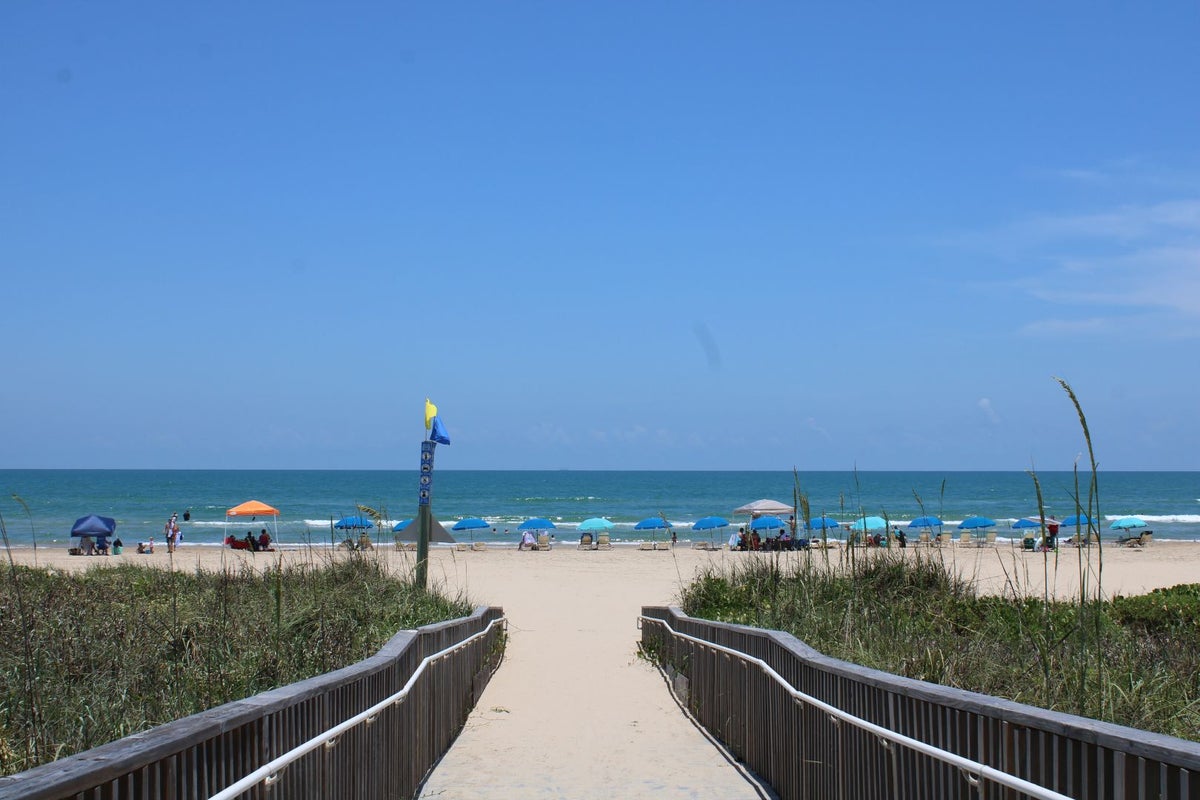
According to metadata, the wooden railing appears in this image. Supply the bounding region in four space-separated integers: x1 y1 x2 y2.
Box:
641 606 1200 800
0 606 505 800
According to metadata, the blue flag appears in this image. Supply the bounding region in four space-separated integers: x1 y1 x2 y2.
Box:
429 415 451 445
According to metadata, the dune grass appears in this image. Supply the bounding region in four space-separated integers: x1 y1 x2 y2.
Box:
0 553 472 777
678 551 1200 740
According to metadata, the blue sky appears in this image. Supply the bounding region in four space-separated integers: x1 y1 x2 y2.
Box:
2 2 1198 471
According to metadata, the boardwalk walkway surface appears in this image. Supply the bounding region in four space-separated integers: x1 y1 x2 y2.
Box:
417 547 770 799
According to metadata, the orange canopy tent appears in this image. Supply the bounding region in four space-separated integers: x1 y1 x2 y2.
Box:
226 500 280 517
224 500 280 548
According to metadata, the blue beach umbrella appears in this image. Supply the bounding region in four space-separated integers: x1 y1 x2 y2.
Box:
634 517 672 530
578 517 615 532
750 515 786 532
851 515 888 532
391 518 413 532
908 516 943 529
959 516 996 530
452 517 491 542
1110 516 1147 530
1011 518 1044 529
807 516 842 531
334 516 374 530
1061 514 1091 527
692 515 729 545
518 517 557 531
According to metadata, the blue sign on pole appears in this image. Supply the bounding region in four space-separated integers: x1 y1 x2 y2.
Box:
418 441 436 505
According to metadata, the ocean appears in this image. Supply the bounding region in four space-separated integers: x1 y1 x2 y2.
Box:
0 469 1197 549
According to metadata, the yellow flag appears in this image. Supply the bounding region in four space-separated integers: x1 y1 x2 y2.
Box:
424 399 437 430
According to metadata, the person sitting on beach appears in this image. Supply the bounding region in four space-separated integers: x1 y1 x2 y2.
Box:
96 534 109 555
750 531 761 551
518 531 536 551
112 536 123 555
258 529 272 551
80 535 95 556
136 542 147 554
244 532 256 551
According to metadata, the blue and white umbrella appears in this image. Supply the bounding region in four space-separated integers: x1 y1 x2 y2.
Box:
1061 514 1091 527
391 518 413 532
1011 517 1044 529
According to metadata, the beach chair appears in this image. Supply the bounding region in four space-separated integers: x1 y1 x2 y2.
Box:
535 533 552 551
976 531 997 547
578 534 594 551
454 543 468 552
656 541 673 550
936 533 952 547
1121 531 1153 547
956 532 972 546
596 532 612 550
916 532 932 547
639 542 655 551
471 541 488 551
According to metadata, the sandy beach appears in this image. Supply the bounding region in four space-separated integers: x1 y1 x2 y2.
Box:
6 541 1196 798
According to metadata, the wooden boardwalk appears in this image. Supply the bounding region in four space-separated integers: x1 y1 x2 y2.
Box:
417 548 770 799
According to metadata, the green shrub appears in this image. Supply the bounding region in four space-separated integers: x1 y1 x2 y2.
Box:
0 559 471 776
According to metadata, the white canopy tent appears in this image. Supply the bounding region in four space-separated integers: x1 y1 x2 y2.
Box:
733 499 796 518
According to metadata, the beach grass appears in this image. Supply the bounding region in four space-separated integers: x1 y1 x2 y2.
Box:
0 554 472 777
677 550 1200 740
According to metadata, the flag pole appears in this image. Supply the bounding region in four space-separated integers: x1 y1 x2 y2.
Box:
415 399 448 591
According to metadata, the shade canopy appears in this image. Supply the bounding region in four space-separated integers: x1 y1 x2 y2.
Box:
451 518 491 531
578 517 615 532
227 500 280 517
392 516 456 544
71 514 116 536
692 515 730 531
750 515 786 531
518 517 557 531
806 515 842 530
908 515 943 529
1011 517 1044 529
334 516 374 530
1110 516 1147 530
851 515 888 531
634 517 672 530
733 499 795 517
959 516 997 530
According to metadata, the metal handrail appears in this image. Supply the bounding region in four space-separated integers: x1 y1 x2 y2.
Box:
208 616 506 800
639 615 1074 800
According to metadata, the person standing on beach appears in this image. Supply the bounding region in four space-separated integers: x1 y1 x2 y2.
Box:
165 513 180 553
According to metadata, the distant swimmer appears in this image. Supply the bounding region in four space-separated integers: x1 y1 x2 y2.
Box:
183 510 190 521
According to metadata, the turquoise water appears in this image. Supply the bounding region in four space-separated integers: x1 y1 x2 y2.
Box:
0 469 1197 547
